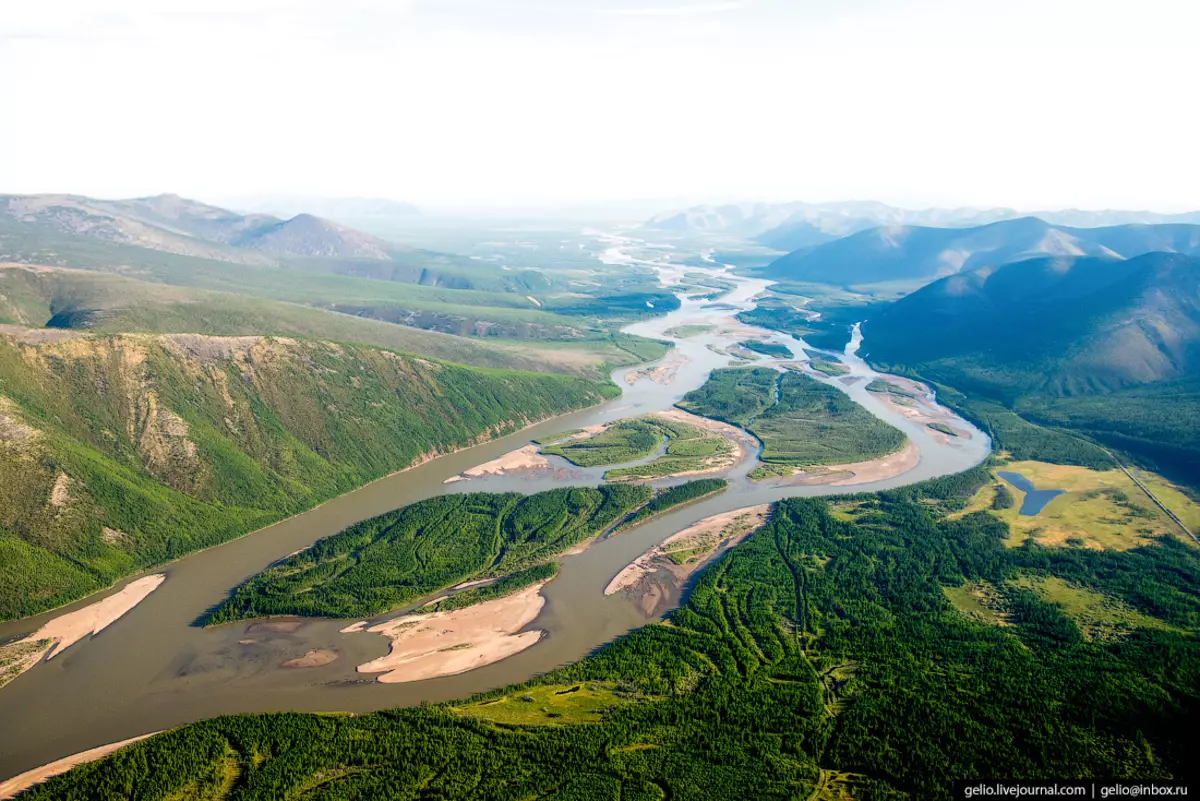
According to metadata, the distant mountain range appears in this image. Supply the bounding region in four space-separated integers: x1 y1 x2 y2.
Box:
642 200 1200 253
763 217 1200 287
1 193 404 264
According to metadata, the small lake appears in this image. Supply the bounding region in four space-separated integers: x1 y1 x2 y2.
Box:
997 471 1066 515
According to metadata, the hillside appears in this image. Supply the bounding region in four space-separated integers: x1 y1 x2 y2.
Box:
0 193 453 269
763 217 1200 287
862 251 1200 479
0 329 616 620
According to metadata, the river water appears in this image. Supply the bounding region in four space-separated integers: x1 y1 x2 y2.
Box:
0 233 990 780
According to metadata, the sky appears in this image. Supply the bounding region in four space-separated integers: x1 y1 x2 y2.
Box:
1 0 1197 213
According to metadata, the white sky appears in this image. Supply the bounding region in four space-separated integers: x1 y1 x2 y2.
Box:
2 0 1196 212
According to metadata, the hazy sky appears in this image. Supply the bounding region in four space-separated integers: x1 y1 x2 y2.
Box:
2 0 1196 212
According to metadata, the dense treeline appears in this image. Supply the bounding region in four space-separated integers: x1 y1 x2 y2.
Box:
616 478 728 531
205 485 652 623
678 367 907 468
427 562 560 613
676 367 779 425
35 459 1199 799
739 340 792 358
0 334 618 620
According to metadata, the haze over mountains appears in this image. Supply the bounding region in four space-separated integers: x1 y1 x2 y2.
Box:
1 193 411 264
643 200 1200 253
763 217 1200 287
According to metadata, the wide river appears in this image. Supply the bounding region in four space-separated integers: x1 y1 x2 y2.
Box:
0 233 990 780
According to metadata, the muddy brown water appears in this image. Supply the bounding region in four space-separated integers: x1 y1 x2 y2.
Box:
0 240 990 780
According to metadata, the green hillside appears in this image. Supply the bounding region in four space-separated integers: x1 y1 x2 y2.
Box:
0 330 617 620
863 252 1200 481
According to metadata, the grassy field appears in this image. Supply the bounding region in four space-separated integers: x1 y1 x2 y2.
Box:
1010 575 1179 640
809 358 849 377
453 682 633 726
957 460 1198 550
942 581 1010 626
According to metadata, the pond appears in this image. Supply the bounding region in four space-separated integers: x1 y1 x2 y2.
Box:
997 471 1066 516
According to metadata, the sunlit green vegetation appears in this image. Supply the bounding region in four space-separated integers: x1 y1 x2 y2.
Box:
676 366 778 425
541 419 667 467
739 340 792 358
0 333 617 620
453 682 635 726
808 359 849 377
603 421 733 481
615 479 728 533
426 563 560 614
204 485 653 623
664 324 714 339
680 368 906 472
865 378 914 397
39 461 1200 799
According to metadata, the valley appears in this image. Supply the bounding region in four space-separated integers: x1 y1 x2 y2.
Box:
0 232 990 787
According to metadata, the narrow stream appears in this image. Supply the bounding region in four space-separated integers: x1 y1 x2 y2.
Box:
0 233 990 780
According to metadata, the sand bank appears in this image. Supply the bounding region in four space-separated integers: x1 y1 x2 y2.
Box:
445 444 551 483
339 621 368 634
0 574 166 691
0 733 159 799
624 354 690 386
872 376 970 443
606 505 771 598
649 408 752 477
357 583 547 683
829 440 921 485
280 648 339 668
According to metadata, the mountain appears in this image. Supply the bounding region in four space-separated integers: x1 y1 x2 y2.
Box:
1 193 402 264
643 201 1023 242
229 212 393 259
236 196 421 227
0 327 617 620
862 251 1200 479
765 217 1200 287
643 200 1200 251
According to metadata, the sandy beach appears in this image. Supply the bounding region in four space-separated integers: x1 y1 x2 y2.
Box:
829 440 921 485
445 444 551 483
357 582 548 683
606 505 771 597
0 733 159 799
0 574 166 691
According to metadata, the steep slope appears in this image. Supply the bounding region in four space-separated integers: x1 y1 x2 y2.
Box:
765 217 1200 286
862 252 1200 479
0 329 617 619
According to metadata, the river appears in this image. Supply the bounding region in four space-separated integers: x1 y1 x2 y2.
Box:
0 232 990 780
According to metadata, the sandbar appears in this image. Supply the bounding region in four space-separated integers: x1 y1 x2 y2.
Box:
445 444 551 483
0 574 166 691
357 582 548 683
0 733 159 799
624 353 690 386
280 648 339 668
606 505 771 597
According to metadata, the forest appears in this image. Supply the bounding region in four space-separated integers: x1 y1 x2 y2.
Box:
31 452 1200 799
0 333 617 621
203 484 653 623
679 368 907 470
